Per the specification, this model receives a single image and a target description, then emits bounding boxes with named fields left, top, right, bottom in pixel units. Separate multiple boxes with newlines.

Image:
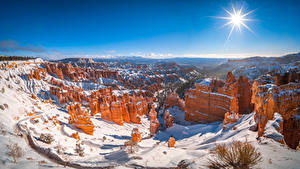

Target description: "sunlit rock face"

left=28, top=68, right=46, bottom=80
left=164, top=92, right=185, bottom=110
left=149, top=105, right=159, bottom=136
left=131, top=128, right=142, bottom=143
left=184, top=72, right=253, bottom=123
left=223, top=111, right=241, bottom=129
left=252, top=69, right=300, bottom=149
left=184, top=84, right=232, bottom=122
left=87, top=88, right=152, bottom=125
left=44, top=61, right=156, bottom=126
left=164, top=110, right=173, bottom=128
left=68, top=104, right=94, bottom=135
left=168, top=136, right=175, bottom=148
left=44, top=63, right=119, bottom=82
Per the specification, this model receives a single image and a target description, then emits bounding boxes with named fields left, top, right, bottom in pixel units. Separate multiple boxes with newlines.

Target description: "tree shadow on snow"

left=153, top=121, right=223, bottom=142
left=106, top=134, right=131, bottom=140
left=100, top=144, right=123, bottom=149
left=104, top=150, right=130, bottom=164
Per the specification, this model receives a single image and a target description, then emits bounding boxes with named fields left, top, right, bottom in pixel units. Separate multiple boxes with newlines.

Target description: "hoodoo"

left=131, top=128, right=142, bottom=143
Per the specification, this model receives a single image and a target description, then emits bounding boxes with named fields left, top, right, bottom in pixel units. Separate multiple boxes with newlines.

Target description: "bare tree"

left=7, top=142, right=23, bottom=163
left=75, top=143, right=84, bottom=157
left=208, top=141, right=262, bottom=169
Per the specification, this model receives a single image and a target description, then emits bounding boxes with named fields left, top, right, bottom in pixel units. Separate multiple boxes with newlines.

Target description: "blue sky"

left=0, top=0, right=300, bottom=59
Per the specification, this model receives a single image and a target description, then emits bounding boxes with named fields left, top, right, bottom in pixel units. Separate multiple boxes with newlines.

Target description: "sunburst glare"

left=217, top=5, right=255, bottom=40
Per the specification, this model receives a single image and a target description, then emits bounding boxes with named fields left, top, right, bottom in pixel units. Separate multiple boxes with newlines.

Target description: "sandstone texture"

left=185, top=72, right=253, bottom=123
left=252, top=68, right=300, bottom=149
left=164, top=92, right=185, bottom=110
left=68, top=104, right=94, bottom=135
left=168, top=136, right=175, bottom=148
left=131, top=128, right=142, bottom=143
left=149, top=105, right=160, bottom=136
left=164, top=110, right=173, bottom=129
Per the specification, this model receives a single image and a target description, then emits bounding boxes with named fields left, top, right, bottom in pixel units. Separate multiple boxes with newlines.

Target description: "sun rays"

left=216, top=5, right=255, bottom=40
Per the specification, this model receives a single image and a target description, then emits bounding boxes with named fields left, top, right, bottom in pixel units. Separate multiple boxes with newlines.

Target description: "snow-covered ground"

left=0, top=59, right=299, bottom=168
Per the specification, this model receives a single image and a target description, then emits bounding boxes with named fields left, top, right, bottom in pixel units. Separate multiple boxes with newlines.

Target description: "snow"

left=202, top=91, right=233, bottom=99
left=199, top=78, right=211, bottom=87
left=263, top=113, right=284, bottom=142
left=0, top=59, right=299, bottom=168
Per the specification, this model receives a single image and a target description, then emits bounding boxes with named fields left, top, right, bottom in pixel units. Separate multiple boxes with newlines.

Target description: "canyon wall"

left=184, top=72, right=253, bottom=123
left=164, top=92, right=185, bottom=110
left=252, top=69, right=300, bottom=149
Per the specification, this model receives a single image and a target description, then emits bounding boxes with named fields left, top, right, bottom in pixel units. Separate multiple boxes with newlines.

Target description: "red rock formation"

left=28, top=68, right=46, bottom=80
left=68, top=104, right=94, bottom=135
left=185, top=84, right=231, bottom=122
left=252, top=72, right=300, bottom=149
left=72, top=132, right=80, bottom=140
left=168, top=136, right=175, bottom=147
left=88, top=88, right=151, bottom=125
left=223, top=111, right=241, bottom=129
left=226, top=71, right=236, bottom=85
left=31, top=93, right=37, bottom=99
left=45, top=62, right=155, bottom=126
left=120, top=99, right=130, bottom=123
left=43, top=63, right=119, bottom=82
left=89, top=101, right=99, bottom=116
left=164, top=110, right=173, bottom=128
left=185, top=72, right=253, bottom=123
left=127, top=102, right=141, bottom=124
left=110, top=101, right=124, bottom=125
left=236, top=76, right=253, bottom=114
left=164, top=92, right=185, bottom=110
left=149, top=105, right=159, bottom=136
left=131, top=128, right=142, bottom=143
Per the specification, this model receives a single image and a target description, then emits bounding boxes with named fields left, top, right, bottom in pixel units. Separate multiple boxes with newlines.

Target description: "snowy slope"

left=0, top=59, right=299, bottom=168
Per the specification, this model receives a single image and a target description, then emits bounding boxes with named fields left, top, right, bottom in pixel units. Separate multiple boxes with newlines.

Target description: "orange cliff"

left=149, top=105, right=160, bottom=136
left=49, top=80, right=153, bottom=126
left=184, top=72, right=253, bottom=123
left=68, top=104, right=94, bottom=135
left=43, top=63, right=119, bottom=82
left=44, top=62, right=156, bottom=126
left=88, top=88, right=152, bottom=125
left=164, top=92, right=185, bottom=110
left=252, top=70, right=300, bottom=149
left=28, top=68, right=47, bottom=80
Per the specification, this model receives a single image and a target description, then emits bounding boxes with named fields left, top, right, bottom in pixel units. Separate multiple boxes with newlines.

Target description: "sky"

left=0, top=0, right=300, bottom=59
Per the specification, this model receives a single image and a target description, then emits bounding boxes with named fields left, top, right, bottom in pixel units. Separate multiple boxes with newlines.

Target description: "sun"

left=216, top=5, right=255, bottom=40
left=231, top=13, right=242, bottom=26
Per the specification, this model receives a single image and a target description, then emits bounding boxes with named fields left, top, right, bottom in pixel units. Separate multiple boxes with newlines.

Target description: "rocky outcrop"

left=252, top=71, right=300, bottom=149
left=164, top=92, right=185, bottom=110
left=68, top=104, right=94, bottom=135
left=48, top=75, right=154, bottom=125
left=185, top=72, right=253, bottom=123
left=149, top=105, right=159, bottom=136
left=223, top=111, right=241, bottom=129
left=164, top=110, right=173, bottom=128
left=91, top=90, right=152, bottom=125
left=28, top=68, right=47, bottom=80
left=131, top=128, right=142, bottom=143
left=168, top=136, right=175, bottom=147
left=44, top=63, right=119, bottom=82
